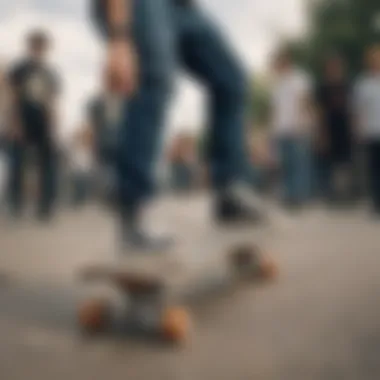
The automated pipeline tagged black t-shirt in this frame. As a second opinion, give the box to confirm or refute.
[9,59,59,133]
[315,80,352,158]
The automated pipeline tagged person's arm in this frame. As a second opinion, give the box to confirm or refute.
[106,0,131,35]
[104,0,137,95]
[299,75,316,134]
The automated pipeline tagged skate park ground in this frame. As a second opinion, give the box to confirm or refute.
[0,195,380,380]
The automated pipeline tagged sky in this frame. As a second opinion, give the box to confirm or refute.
[0,0,307,139]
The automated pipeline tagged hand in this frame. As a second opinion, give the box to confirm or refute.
[105,39,138,96]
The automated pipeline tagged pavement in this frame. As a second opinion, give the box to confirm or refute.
[0,198,380,380]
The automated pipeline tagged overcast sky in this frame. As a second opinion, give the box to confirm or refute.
[0,0,307,138]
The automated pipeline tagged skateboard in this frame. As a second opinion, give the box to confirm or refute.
[77,197,278,344]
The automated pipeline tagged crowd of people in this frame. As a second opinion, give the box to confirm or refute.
[0,27,380,224]
[269,45,380,214]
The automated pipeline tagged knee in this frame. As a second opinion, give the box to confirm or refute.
[142,63,175,100]
[215,65,248,103]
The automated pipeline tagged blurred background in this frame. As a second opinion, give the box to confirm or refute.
[1,0,380,379]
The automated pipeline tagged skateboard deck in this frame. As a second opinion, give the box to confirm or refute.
[77,196,278,343]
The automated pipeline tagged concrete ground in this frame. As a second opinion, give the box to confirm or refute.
[0,199,380,380]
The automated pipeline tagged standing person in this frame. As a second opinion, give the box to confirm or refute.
[314,55,354,204]
[87,70,124,203]
[68,125,94,208]
[7,30,60,221]
[91,0,265,253]
[353,45,380,217]
[270,49,314,209]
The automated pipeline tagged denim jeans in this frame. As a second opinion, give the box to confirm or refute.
[170,162,197,192]
[314,153,354,202]
[366,141,380,211]
[8,138,56,216]
[277,136,312,204]
[70,171,92,207]
[102,0,249,206]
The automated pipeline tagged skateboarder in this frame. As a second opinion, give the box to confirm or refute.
[91,0,264,252]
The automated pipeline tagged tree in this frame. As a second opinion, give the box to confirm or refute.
[289,0,380,76]
[250,75,271,128]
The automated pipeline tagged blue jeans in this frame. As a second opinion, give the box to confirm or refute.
[113,0,248,206]
[278,137,312,203]
[71,172,92,207]
[170,162,197,192]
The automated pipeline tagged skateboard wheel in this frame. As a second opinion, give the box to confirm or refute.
[258,257,278,280]
[161,307,191,344]
[78,299,110,335]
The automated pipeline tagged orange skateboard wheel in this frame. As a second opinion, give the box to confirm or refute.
[78,299,110,334]
[259,257,279,280]
[161,307,191,344]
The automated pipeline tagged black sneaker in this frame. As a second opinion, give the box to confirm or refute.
[36,208,54,223]
[370,205,380,221]
[215,185,267,226]
[282,199,302,213]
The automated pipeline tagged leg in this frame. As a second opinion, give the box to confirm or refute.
[278,138,295,204]
[118,0,176,207]
[8,140,25,216]
[177,6,248,190]
[293,137,312,204]
[71,172,87,207]
[372,142,380,211]
[367,142,379,212]
[117,0,177,251]
[313,151,327,200]
[36,139,56,219]
[176,7,267,223]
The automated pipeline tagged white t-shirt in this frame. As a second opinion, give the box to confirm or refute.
[271,68,312,136]
[353,74,380,140]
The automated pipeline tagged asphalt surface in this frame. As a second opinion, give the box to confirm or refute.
[0,200,380,380]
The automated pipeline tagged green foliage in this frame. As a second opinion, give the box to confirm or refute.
[290,0,380,76]
[250,76,271,127]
